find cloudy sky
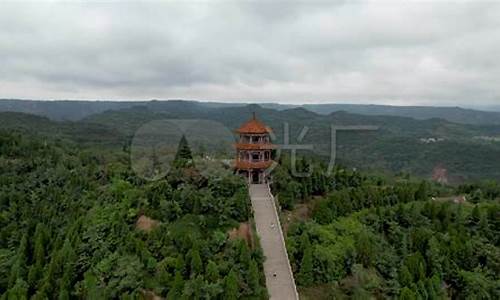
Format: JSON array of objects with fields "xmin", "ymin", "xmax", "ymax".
[{"xmin": 1, "ymin": 0, "xmax": 499, "ymax": 106}]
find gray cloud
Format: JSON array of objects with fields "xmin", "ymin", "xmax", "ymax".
[{"xmin": 0, "ymin": 0, "xmax": 499, "ymax": 106}]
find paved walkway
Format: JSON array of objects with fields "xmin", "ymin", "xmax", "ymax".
[{"xmin": 249, "ymin": 184, "xmax": 299, "ymax": 300}]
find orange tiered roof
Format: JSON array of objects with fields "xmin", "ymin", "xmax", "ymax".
[
  {"xmin": 236, "ymin": 114, "xmax": 272, "ymax": 134},
  {"xmin": 234, "ymin": 143, "xmax": 276, "ymax": 150},
  {"xmin": 234, "ymin": 160, "xmax": 273, "ymax": 170}
]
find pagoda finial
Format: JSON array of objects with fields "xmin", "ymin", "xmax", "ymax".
[{"xmin": 252, "ymin": 111, "xmax": 256, "ymax": 120}]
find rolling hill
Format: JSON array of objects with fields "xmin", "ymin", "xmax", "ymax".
[
  {"xmin": 302, "ymin": 104, "xmax": 500, "ymax": 125},
  {"xmin": 2, "ymin": 101, "xmax": 500, "ymax": 182},
  {"xmin": 2, "ymin": 99, "xmax": 500, "ymax": 126}
]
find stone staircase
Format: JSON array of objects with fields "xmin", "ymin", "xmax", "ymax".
[{"xmin": 249, "ymin": 184, "xmax": 299, "ymax": 300}]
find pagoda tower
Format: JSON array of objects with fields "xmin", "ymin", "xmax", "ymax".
[{"xmin": 235, "ymin": 113, "xmax": 275, "ymax": 184}]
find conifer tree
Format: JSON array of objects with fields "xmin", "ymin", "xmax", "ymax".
[
  {"xmin": 206, "ymin": 260, "xmax": 219, "ymax": 282},
  {"xmin": 28, "ymin": 224, "xmax": 47, "ymax": 290},
  {"xmin": 355, "ymin": 230, "xmax": 376, "ymax": 267},
  {"xmin": 399, "ymin": 265, "xmax": 413, "ymax": 288},
  {"xmin": 174, "ymin": 135, "xmax": 193, "ymax": 168},
  {"xmin": 399, "ymin": 287, "xmax": 417, "ymax": 300},
  {"xmin": 81, "ymin": 272, "xmax": 101, "ymax": 300},
  {"xmin": 405, "ymin": 252, "xmax": 426, "ymax": 282},
  {"xmin": 417, "ymin": 280, "xmax": 428, "ymax": 299},
  {"xmin": 299, "ymin": 232, "xmax": 311, "ymax": 250},
  {"xmin": 146, "ymin": 146, "xmax": 161, "ymax": 179},
  {"xmin": 248, "ymin": 259, "xmax": 260, "ymax": 295},
  {"xmin": 429, "ymin": 273, "xmax": 443, "ymax": 298},
  {"xmin": 224, "ymin": 269, "xmax": 239, "ymax": 300},
  {"xmin": 479, "ymin": 212, "xmax": 489, "ymax": 236},
  {"xmin": 239, "ymin": 241, "xmax": 251, "ymax": 268},
  {"xmin": 470, "ymin": 206, "xmax": 481, "ymax": 226},
  {"xmin": 27, "ymin": 264, "xmax": 42, "ymax": 293},
  {"xmin": 298, "ymin": 246, "xmax": 313, "ymax": 286},
  {"xmin": 7, "ymin": 278, "xmax": 28, "ymax": 300},
  {"xmin": 426, "ymin": 237, "xmax": 442, "ymax": 276},
  {"xmin": 187, "ymin": 275, "xmax": 204, "ymax": 299},
  {"xmin": 58, "ymin": 240, "xmax": 76, "ymax": 299},
  {"xmin": 167, "ymin": 271, "xmax": 184, "ymax": 300},
  {"xmin": 175, "ymin": 256, "xmax": 186, "ymax": 274},
  {"xmin": 190, "ymin": 249, "xmax": 202, "ymax": 277},
  {"xmin": 58, "ymin": 289, "xmax": 70, "ymax": 300},
  {"xmin": 9, "ymin": 233, "xmax": 29, "ymax": 288},
  {"xmin": 414, "ymin": 181, "xmax": 428, "ymax": 201},
  {"xmin": 32, "ymin": 224, "xmax": 47, "ymax": 266}
]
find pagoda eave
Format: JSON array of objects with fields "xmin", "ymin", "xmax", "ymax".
[
  {"xmin": 235, "ymin": 129, "xmax": 270, "ymax": 134},
  {"xmin": 234, "ymin": 160, "xmax": 274, "ymax": 170},
  {"xmin": 234, "ymin": 143, "xmax": 276, "ymax": 150}
]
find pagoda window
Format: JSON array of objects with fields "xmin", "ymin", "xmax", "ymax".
[{"xmin": 252, "ymin": 152, "xmax": 260, "ymax": 161}]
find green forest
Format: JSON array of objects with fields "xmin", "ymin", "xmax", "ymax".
[
  {"xmin": 272, "ymin": 157, "xmax": 500, "ymax": 299},
  {"xmin": 0, "ymin": 130, "xmax": 267, "ymax": 299},
  {"xmin": 2, "ymin": 0, "xmax": 500, "ymax": 297},
  {"xmin": 4, "ymin": 98, "xmax": 500, "ymax": 183},
  {"xmin": 1, "ymin": 108, "xmax": 499, "ymax": 299}
]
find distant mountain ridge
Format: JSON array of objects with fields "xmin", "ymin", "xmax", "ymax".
[
  {"xmin": 2, "ymin": 102, "xmax": 500, "ymax": 182},
  {"xmin": 302, "ymin": 104, "xmax": 500, "ymax": 125},
  {"xmin": 2, "ymin": 99, "xmax": 500, "ymax": 125},
  {"xmin": 81, "ymin": 103, "xmax": 500, "ymax": 182}
]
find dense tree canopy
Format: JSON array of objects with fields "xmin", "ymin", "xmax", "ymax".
[
  {"xmin": 274, "ymin": 156, "xmax": 500, "ymax": 299},
  {"xmin": 0, "ymin": 130, "xmax": 267, "ymax": 299},
  {"xmin": 2, "ymin": 121, "xmax": 499, "ymax": 299}
]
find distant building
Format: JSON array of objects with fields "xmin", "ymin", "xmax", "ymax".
[
  {"xmin": 473, "ymin": 136, "xmax": 500, "ymax": 142},
  {"xmin": 235, "ymin": 113, "xmax": 275, "ymax": 184},
  {"xmin": 453, "ymin": 195, "xmax": 467, "ymax": 204},
  {"xmin": 419, "ymin": 137, "xmax": 445, "ymax": 144},
  {"xmin": 432, "ymin": 165, "xmax": 449, "ymax": 184}
]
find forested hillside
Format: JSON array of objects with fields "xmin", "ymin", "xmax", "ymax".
[
  {"xmin": 3, "ymin": 104, "xmax": 500, "ymax": 182},
  {"xmin": 82, "ymin": 105, "xmax": 500, "ymax": 182},
  {"xmin": 0, "ymin": 112, "xmax": 127, "ymax": 147},
  {"xmin": 272, "ymin": 158, "xmax": 500, "ymax": 299},
  {"xmin": 3, "ymin": 99, "xmax": 500, "ymax": 126},
  {"xmin": 0, "ymin": 130, "xmax": 267, "ymax": 299},
  {"xmin": 302, "ymin": 104, "xmax": 500, "ymax": 125},
  {"xmin": 1, "ymin": 110, "xmax": 499, "ymax": 299}
]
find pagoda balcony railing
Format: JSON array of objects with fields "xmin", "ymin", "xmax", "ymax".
[
  {"xmin": 235, "ymin": 143, "xmax": 275, "ymax": 150},
  {"xmin": 237, "ymin": 157, "xmax": 271, "ymax": 163},
  {"xmin": 234, "ymin": 160, "xmax": 273, "ymax": 170},
  {"xmin": 239, "ymin": 136, "xmax": 271, "ymax": 144},
  {"xmin": 239, "ymin": 140, "xmax": 271, "ymax": 144}
]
